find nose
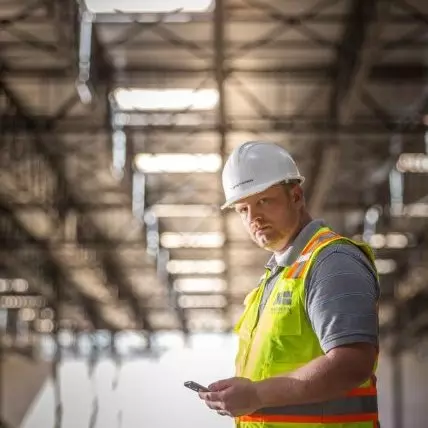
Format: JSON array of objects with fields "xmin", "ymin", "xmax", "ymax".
[{"xmin": 248, "ymin": 205, "xmax": 263, "ymax": 225}]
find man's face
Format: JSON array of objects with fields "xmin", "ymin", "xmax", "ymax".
[{"xmin": 234, "ymin": 183, "xmax": 303, "ymax": 252}]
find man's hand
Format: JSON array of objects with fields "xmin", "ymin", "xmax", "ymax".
[{"xmin": 198, "ymin": 377, "xmax": 262, "ymax": 417}]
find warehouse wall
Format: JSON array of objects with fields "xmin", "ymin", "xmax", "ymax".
[
  {"xmin": 21, "ymin": 334, "xmax": 428, "ymax": 428},
  {"xmin": 377, "ymin": 350, "xmax": 428, "ymax": 428},
  {"xmin": 22, "ymin": 334, "xmax": 237, "ymax": 428},
  {"xmin": 1, "ymin": 355, "xmax": 51, "ymax": 428}
]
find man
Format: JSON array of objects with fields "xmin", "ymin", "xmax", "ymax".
[{"xmin": 199, "ymin": 141, "xmax": 380, "ymax": 427}]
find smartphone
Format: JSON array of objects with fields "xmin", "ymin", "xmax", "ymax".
[{"xmin": 184, "ymin": 381, "xmax": 209, "ymax": 393}]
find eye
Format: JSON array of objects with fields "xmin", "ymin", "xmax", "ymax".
[
  {"xmin": 258, "ymin": 198, "xmax": 269, "ymax": 206},
  {"xmin": 236, "ymin": 206, "xmax": 248, "ymax": 215}
]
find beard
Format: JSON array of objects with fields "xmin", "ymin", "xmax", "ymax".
[{"xmin": 254, "ymin": 227, "xmax": 284, "ymax": 250}]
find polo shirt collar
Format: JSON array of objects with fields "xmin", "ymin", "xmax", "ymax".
[{"xmin": 265, "ymin": 219, "xmax": 327, "ymax": 270}]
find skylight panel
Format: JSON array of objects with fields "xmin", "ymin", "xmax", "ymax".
[
  {"xmin": 114, "ymin": 88, "xmax": 219, "ymax": 111},
  {"xmin": 85, "ymin": 0, "xmax": 214, "ymax": 14}
]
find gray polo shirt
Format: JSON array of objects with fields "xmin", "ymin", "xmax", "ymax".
[{"xmin": 259, "ymin": 219, "xmax": 380, "ymax": 353}]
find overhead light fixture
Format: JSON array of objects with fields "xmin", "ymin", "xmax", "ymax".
[
  {"xmin": 76, "ymin": 334, "xmax": 92, "ymax": 356},
  {"xmin": 114, "ymin": 112, "xmax": 204, "ymax": 127},
  {"xmin": 57, "ymin": 330, "xmax": 76, "ymax": 348},
  {"xmin": 134, "ymin": 153, "xmax": 222, "ymax": 173},
  {"xmin": 396, "ymin": 153, "xmax": 428, "ymax": 173},
  {"xmin": 0, "ymin": 295, "xmax": 46, "ymax": 309},
  {"xmin": 84, "ymin": 0, "xmax": 213, "ymax": 14},
  {"xmin": 160, "ymin": 232, "xmax": 225, "ymax": 248},
  {"xmin": 34, "ymin": 319, "xmax": 54, "ymax": 334},
  {"xmin": 360, "ymin": 232, "xmax": 412, "ymax": 249},
  {"xmin": 375, "ymin": 258, "xmax": 397, "ymax": 275},
  {"xmin": 40, "ymin": 308, "xmax": 55, "ymax": 320},
  {"xmin": 174, "ymin": 278, "xmax": 226, "ymax": 293},
  {"xmin": 11, "ymin": 279, "xmax": 29, "ymax": 293},
  {"xmin": 378, "ymin": 304, "xmax": 395, "ymax": 326},
  {"xmin": 389, "ymin": 233, "xmax": 410, "ymax": 248},
  {"xmin": 167, "ymin": 259, "xmax": 226, "ymax": 274},
  {"xmin": 186, "ymin": 311, "xmax": 228, "ymax": 332},
  {"xmin": 113, "ymin": 88, "xmax": 218, "ymax": 111},
  {"xmin": 178, "ymin": 294, "xmax": 227, "ymax": 308},
  {"xmin": 114, "ymin": 331, "xmax": 149, "ymax": 353},
  {"xmin": 19, "ymin": 308, "xmax": 37, "ymax": 322},
  {"xmin": 150, "ymin": 204, "xmax": 217, "ymax": 217},
  {"xmin": 401, "ymin": 203, "xmax": 428, "ymax": 218}
]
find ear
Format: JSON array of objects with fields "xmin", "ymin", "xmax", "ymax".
[{"xmin": 292, "ymin": 186, "xmax": 304, "ymax": 205}]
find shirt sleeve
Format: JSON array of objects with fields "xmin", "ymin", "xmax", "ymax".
[{"xmin": 305, "ymin": 242, "xmax": 380, "ymax": 353}]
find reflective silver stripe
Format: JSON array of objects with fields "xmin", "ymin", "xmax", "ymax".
[
  {"xmin": 312, "ymin": 231, "xmax": 338, "ymax": 242},
  {"xmin": 257, "ymin": 395, "xmax": 377, "ymax": 416},
  {"xmin": 289, "ymin": 231, "xmax": 339, "ymax": 279},
  {"xmin": 288, "ymin": 260, "xmax": 306, "ymax": 279}
]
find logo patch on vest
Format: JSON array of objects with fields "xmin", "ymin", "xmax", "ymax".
[
  {"xmin": 270, "ymin": 291, "xmax": 293, "ymax": 313},
  {"xmin": 273, "ymin": 291, "xmax": 292, "ymax": 305}
]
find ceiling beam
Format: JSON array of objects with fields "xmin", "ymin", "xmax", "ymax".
[
  {"xmin": 0, "ymin": 71, "xmax": 154, "ymax": 332},
  {"xmin": 2, "ymin": 39, "xmax": 420, "ymax": 52},
  {"xmin": 0, "ymin": 170, "xmax": 130, "ymax": 329},
  {"xmin": 0, "ymin": 210, "xmax": 107, "ymax": 330},
  {"xmin": 1, "ymin": 253, "xmax": 107, "ymax": 331},
  {"xmin": 0, "ymin": 12, "xmax": 420, "ymax": 25},
  {"xmin": 3, "ymin": 64, "xmax": 428, "ymax": 82},
  {"xmin": 307, "ymin": 0, "xmax": 390, "ymax": 216},
  {"xmin": 2, "ymin": 114, "xmax": 425, "ymax": 135}
]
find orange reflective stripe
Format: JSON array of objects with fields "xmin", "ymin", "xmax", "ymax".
[
  {"xmin": 285, "ymin": 231, "xmax": 338, "ymax": 279},
  {"xmin": 293, "ymin": 228, "xmax": 330, "ymax": 259},
  {"xmin": 289, "ymin": 235, "xmax": 340, "ymax": 279},
  {"xmin": 239, "ymin": 413, "xmax": 378, "ymax": 424},
  {"xmin": 301, "ymin": 229, "xmax": 334, "ymax": 255},
  {"xmin": 242, "ymin": 395, "xmax": 377, "ymax": 421},
  {"xmin": 287, "ymin": 262, "xmax": 306, "ymax": 279},
  {"xmin": 285, "ymin": 262, "xmax": 301, "ymax": 278},
  {"xmin": 346, "ymin": 386, "xmax": 377, "ymax": 397},
  {"xmin": 346, "ymin": 373, "xmax": 378, "ymax": 396}
]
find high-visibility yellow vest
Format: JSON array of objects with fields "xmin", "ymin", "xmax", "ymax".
[{"xmin": 234, "ymin": 226, "xmax": 379, "ymax": 428}]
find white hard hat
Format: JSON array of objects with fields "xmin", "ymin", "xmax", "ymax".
[{"xmin": 221, "ymin": 141, "xmax": 305, "ymax": 210}]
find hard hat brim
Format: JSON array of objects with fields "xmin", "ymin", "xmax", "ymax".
[{"xmin": 220, "ymin": 176, "xmax": 305, "ymax": 210}]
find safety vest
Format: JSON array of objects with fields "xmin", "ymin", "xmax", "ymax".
[{"xmin": 234, "ymin": 226, "xmax": 379, "ymax": 428}]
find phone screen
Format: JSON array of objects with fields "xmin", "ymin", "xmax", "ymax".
[{"xmin": 184, "ymin": 381, "xmax": 209, "ymax": 392}]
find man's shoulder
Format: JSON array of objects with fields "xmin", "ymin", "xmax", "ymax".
[
  {"xmin": 305, "ymin": 239, "xmax": 379, "ymax": 296},
  {"xmin": 315, "ymin": 239, "xmax": 369, "ymax": 261}
]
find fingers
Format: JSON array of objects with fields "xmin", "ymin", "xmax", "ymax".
[
  {"xmin": 199, "ymin": 391, "xmax": 223, "ymax": 402},
  {"xmin": 206, "ymin": 400, "xmax": 225, "ymax": 410},
  {"xmin": 208, "ymin": 377, "xmax": 235, "ymax": 391},
  {"xmin": 206, "ymin": 400, "xmax": 234, "ymax": 417},
  {"xmin": 199, "ymin": 387, "xmax": 233, "ymax": 417}
]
